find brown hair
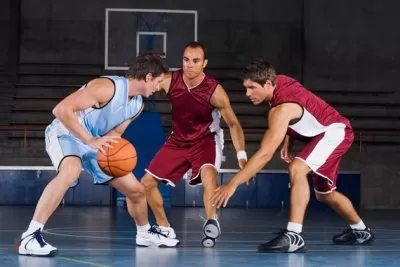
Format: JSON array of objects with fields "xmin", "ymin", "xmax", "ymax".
[
  {"xmin": 184, "ymin": 41, "xmax": 208, "ymax": 60},
  {"xmin": 126, "ymin": 52, "xmax": 169, "ymax": 80},
  {"xmin": 241, "ymin": 59, "xmax": 276, "ymax": 86}
]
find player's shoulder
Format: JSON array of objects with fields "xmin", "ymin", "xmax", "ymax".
[
  {"xmin": 87, "ymin": 76, "xmax": 120, "ymax": 89},
  {"xmin": 276, "ymin": 74, "xmax": 299, "ymax": 87}
]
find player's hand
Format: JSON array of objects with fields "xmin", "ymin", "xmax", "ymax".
[
  {"xmin": 211, "ymin": 182, "xmax": 238, "ymax": 208},
  {"xmin": 87, "ymin": 136, "xmax": 120, "ymax": 153},
  {"xmin": 280, "ymin": 145, "xmax": 294, "ymax": 164}
]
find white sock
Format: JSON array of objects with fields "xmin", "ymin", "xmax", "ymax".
[
  {"xmin": 287, "ymin": 222, "xmax": 303, "ymax": 233},
  {"xmin": 136, "ymin": 223, "xmax": 150, "ymax": 233},
  {"xmin": 25, "ymin": 220, "xmax": 44, "ymax": 235},
  {"xmin": 350, "ymin": 220, "xmax": 366, "ymax": 230}
]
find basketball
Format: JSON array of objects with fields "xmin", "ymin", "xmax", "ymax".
[{"xmin": 96, "ymin": 138, "xmax": 137, "ymax": 177}]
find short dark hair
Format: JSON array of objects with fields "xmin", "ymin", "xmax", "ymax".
[
  {"xmin": 126, "ymin": 52, "xmax": 169, "ymax": 80},
  {"xmin": 241, "ymin": 59, "xmax": 276, "ymax": 86},
  {"xmin": 184, "ymin": 41, "xmax": 208, "ymax": 60}
]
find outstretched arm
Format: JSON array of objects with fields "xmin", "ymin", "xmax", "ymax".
[
  {"xmin": 211, "ymin": 103, "xmax": 302, "ymax": 208},
  {"xmin": 211, "ymin": 84, "xmax": 247, "ymax": 168}
]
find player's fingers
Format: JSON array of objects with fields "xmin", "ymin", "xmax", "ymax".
[
  {"xmin": 105, "ymin": 136, "xmax": 120, "ymax": 142},
  {"xmin": 102, "ymin": 142, "xmax": 114, "ymax": 149},
  {"xmin": 223, "ymin": 196, "xmax": 230, "ymax": 208},
  {"xmin": 210, "ymin": 191, "xmax": 220, "ymax": 205},
  {"xmin": 216, "ymin": 194, "xmax": 226, "ymax": 208},
  {"xmin": 214, "ymin": 186, "xmax": 222, "ymax": 192}
]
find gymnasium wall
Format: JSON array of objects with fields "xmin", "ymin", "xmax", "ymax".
[{"xmin": 2, "ymin": 0, "xmax": 400, "ymax": 208}]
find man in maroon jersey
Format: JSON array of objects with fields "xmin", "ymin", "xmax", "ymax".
[
  {"xmin": 211, "ymin": 59, "xmax": 374, "ymax": 253},
  {"xmin": 141, "ymin": 42, "xmax": 247, "ymax": 247}
]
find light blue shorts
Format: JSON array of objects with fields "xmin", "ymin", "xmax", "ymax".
[{"xmin": 45, "ymin": 126, "xmax": 113, "ymax": 186}]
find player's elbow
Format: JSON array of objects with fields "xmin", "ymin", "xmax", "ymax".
[{"xmin": 52, "ymin": 102, "xmax": 69, "ymax": 119}]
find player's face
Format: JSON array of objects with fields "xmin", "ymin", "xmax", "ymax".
[
  {"xmin": 182, "ymin": 47, "xmax": 208, "ymax": 79},
  {"xmin": 243, "ymin": 79, "xmax": 270, "ymax": 105},
  {"xmin": 144, "ymin": 73, "xmax": 165, "ymax": 97}
]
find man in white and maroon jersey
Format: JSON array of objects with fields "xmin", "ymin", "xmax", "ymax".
[
  {"xmin": 211, "ymin": 59, "xmax": 374, "ymax": 253},
  {"xmin": 141, "ymin": 42, "xmax": 247, "ymax": 247}
]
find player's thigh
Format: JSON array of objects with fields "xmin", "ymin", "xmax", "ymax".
[
  {"xmin": 46, "ymin": 133, "xmax": 85, "ymax": 185},
  {"xmin": 188, "ymin": 135, "xmax": 221, "ymax": 186},
  {"xmin": 146, "ymin": 142, "xmax": 190, "ymax": 187}
]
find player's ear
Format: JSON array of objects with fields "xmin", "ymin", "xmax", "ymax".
[
  {"xmin": 264, "ymin": 80, "xmax": 273, "ymax": 89},
  {"xmin": 145, "ymin": 73, "xmax": 153, "ymax": 82},
  {"xmin": 203, "ymin": 59, "xmax": 208, "ymax": 69}
]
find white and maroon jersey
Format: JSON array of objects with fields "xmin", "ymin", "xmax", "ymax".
[{"xmin": 270, "ymin": 75, "xmax": 352, "ymax": 138}]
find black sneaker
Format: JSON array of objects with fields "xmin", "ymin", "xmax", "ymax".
[
  {"xmin": 332, "ymin": 227, "xmax": 374, "ymax": 245},
  {"xmin": 258, "ymin": 229, "xmax": 305, "ymax": 253},
  {"xmin": 203, "ymin": 219, "xmax": 221, "ymax": 239}
]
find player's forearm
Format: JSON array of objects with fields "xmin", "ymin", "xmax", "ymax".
[
  {"xmin": 53, "ymin": 108, "xmax": 93, "ymax": 144},
  {"xmin": 228, "ymin": 123, "xmax": 246, "ymax": 152},
  {"xmin": 231, "ymin": 148, "xmax": 272, "ymax": 186}
]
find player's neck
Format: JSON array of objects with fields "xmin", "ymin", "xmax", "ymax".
[
  {"xmin": 127, "ymin": 79, "xmax": 144, "ymax": 97},
  {"xmin": 183, "ymin": 72, "xmax": 205, "ymax": 89}
]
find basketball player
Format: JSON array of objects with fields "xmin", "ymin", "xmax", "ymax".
[
  {"xmin": 141, "ymin": 42, "xmax": 247, "ymax": 247},
  {"xmin": 18, "ymin": 53, "xmax": 179, "ymax": 257},
  {"xmin": 211, "ymin": 59, "xmax": 374, "ymax": 252}
]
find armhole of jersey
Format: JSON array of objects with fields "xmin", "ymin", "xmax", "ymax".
[
  {"xmin": 208, "ymin": 82, "xmax": 219, "ymax": 108},
  {"xmin": 273, "ymin": 101, "xmax": 304, "ymax": 125},
  {"xmin": 92, "ymin": 77, "xmax": 116, "ymax": 110},
  {"xmin": 166, "ymin": 71, "xmax": 177, "ymax": 96},
  {"xmin": 129, "ymin": 101, "xmax": 144, "ymax": 121}
]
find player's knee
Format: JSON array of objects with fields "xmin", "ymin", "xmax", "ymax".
[
  {"xmin": 141, "ymin": 173, "xmax": 158, "ymax": 191},
  {"xmin": 315, "ymin": 192, "xmax": 334, "ymax": 203},
  {"xmin": 126, "ymin": 183, "xmax": 146, "ymax": 201},
  {"xmin": 288, "ymin": 160, "xmax": 310, "ymax": 181},
  {"xmin": 200, "ymin": 166, "xmax": 218, "ymax": 187},
  {"xmin": 58, "ymin": 159, "xmax": 81, "ymax": 184}
]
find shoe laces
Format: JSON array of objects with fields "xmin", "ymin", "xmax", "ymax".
[
  {"xmin": 148, "ymin": 225, "xmax": 167, "ymax": 238},
  {"xmin": 272, "ymin": 229, "xmax": 288, "ymax": 235},
  {"xmin": 341, "ymin": 227, "xmax": 355, "ymax": 234},
  {"xmin": 33, "ymin": 229, "xmax": 46, "ymax": 248}
]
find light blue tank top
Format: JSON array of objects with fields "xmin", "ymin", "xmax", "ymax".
[{"xmin": 48, "ymin": 75, "xmax": 143, "ymax": 138}]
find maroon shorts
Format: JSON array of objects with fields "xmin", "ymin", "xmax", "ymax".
[
  {"xmin": 296, "ymin": 126, "xmax": 354, "ymax": 193},
  {"xmin": 145, "ymin": 134, "xmax": 223, "ymax": 187}
]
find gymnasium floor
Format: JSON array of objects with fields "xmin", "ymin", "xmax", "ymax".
[{"xmin": 0, "ymin": 206, "xmax": 398, "ymax": 267}]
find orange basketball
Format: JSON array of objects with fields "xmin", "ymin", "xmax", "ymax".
[{"xmin": 96, "ymin": 138, "xmax": 137, "ymax": 177}]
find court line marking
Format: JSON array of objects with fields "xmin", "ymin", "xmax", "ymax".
[{"xmin": 58, "ymin": 256, "xmax": 110, "ymax": 267}]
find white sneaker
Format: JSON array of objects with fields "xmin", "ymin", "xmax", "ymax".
[
  {"xmin": 136, "ymin": 226, "xmax": 180, "ymax": 247},
  {"xmin": 158, "ymin": 225, "xmax": 177, "ymax": 239},
  {"xmin": 18, "ymin": 229, "xmax": 58, "ymax": 257}
]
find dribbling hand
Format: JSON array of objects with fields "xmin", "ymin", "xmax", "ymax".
[{"xmin": 87, "ymin": 136, "xmax": 121, "ymax": 153}]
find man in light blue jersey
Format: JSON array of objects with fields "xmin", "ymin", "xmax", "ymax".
[{"xmin": 18, "ymin": 53, "xmax": 179, "ymax": 257}]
